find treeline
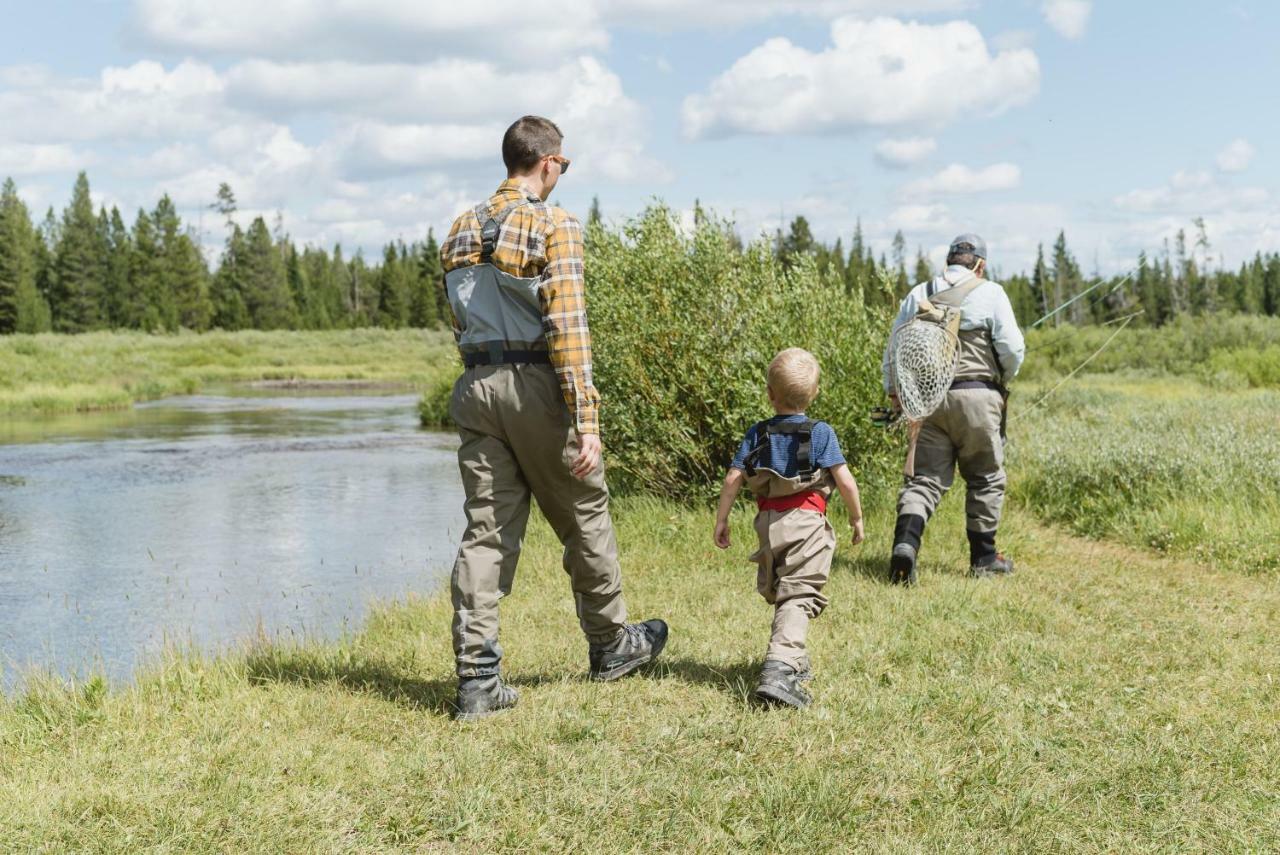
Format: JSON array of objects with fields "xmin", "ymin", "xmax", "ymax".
[
  {"xmin": 775, "ymin": 214, "xmax": 1280, "ymax": 328},
  {"xmin": 0, "ymin": 173, "xmax": 449, "ymax": 335},
  {"xmin": 4, "ymin": 171, "xmax": 1279, "ymax": 337}
]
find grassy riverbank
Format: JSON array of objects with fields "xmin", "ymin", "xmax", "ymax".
[
  {"xmin": 3, "ymin": 493, "xmax": 1278, "ymax": 851},
  {"xmin": 0, "ymin": 329, "xmax": 457, "ymax": 416}
]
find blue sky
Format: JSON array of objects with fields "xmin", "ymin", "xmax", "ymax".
[{"xmin": 0, "ymin": 1, "xmax": 1274, "ymax": 275}]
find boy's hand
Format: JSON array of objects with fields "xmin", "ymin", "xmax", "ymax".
[
  {"xmin": 713, "ymin": 520, "xmax": 731, "ymax": 549},
  {"xmin": 850, "ymin": 518, "xmax": 865, "ymax": 546}
]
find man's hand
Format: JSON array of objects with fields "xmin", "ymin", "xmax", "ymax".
[
  {"xmin": 570, "ymin": 432, "xmax": 602, "ymax": 480},
  {"xmin": 713, "ymin": 519, "xmax": 731, "ymax": 549},
  {"xmin": 850, "ymin": 518, "xmax": 865, "ymax": 546}
]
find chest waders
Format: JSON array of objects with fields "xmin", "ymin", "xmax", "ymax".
[
  {"xmin": 444, "ymin": 198, "xmax": 551, "ymax": 368},
  {"xmin": 892, "ymin": 276, "xmax": 1007, "ymax": 475},
  {"xmin": 742, "ymin": 420, "xmax": 834, "ymax": 511}
]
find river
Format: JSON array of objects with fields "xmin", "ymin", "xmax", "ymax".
[{"xmin": 0, "ymin": 387, "xmax": 465, "ymax": 691}]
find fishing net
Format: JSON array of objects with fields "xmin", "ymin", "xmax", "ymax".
[{"xmin": 890, "ymin": 321, "xmax": 959, "ymax": 422}]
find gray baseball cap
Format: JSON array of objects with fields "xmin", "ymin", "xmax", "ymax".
[{"xmin": 949, "ymin": 233, "xmax": 987, "ymax": 259}]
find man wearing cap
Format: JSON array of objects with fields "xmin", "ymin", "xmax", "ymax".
[
  {"xmin": 882, "ymin": 234, "xmax": 1026, "ymax": 584},
  {"xmin": 440, "ymin": 115, "xmax": 668, "ymax": 720}
]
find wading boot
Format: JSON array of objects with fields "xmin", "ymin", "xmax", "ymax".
[
  {"xmin": 588, "ymin": 619, "xmax": 669, "ymax": 682},
  {"xmin": 970, "ymin": 553, "xmax": 1015, "ymax": 579},
  {"xmin": 889, "ymin": 514, "xmax": 925, "ymax": 586},
  {"xmin": 454, "ymin": 675, "xmax": 518, "ymax": 722},
  {"xmin": 754, "ymin": 660, "xmax": 812, "ymax": 709},
  {"xmin": 889, "ymin": 543, "xmax": 918, "ymax": 586}
]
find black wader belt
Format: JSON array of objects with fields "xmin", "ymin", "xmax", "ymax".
[
  {"xmin": 743, "ymin": 419, "xmax": 817, "ymax": 479},
  {"xmin": 949, "ymin": 380, "xmax": 1010, "ymax": 440},
  {"xmin": 463, "ymin": 350, "xmax": 552, "ymax": 368},
  {"xmin": 950, "ymin": 380, "xmax": 1005, "ymax": 393}
]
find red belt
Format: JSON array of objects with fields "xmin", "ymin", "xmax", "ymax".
[{"xmin": 757, "ymin": 491, "xmax": 827, "ymax": 514}]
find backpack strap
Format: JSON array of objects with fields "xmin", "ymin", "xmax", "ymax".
[
  {"xmin": 742, "ymin": 421, "xmax": 770, "ymax": 477},
  {"xmin": 764, "ymin": 418, "xmax": 818, "ymax": 478},
  {"xmin": 479, "ymin": 198, "xmax": 534, "ymax": 264},
  {"xmin": 930, "ymin": 276, "xmax": 986, "ymax": 309}
]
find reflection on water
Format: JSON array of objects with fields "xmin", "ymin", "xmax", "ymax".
[{"xmin": 0, "ymin": 390, "xmax": 464, "ymax": 690}]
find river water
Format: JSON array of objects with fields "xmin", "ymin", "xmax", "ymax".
[{"xmin": 0, "ymin": 388, "xmax": 465, "ymax": 690}]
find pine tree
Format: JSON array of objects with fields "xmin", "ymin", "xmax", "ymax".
[
  {"xmin": 913, "ymin": 246, "xmax": 932, "ymax": 287},
  {"xmin": 211, "ymin": 225, "xmax": 250, "ymax": 330},
  {"xmin": 411, "ymin": 233, "xmax": 442, "ymax": 329},
  {"xmin": 240, "ymin": 217, "xmax": 296, "ymax": 329},
  {"xmin": 374, "ymin": 242, "xmax": 409, "ymax": 328},
  {"xmin": 129, "ymin": 207, "xmax": 173, "ymax": 331},
  {"xmin": 1050, "ymin": 231, "xmax": 1081, "ymax": 326},
  {"xmin": 53, "ymin": 172, "xmax": 108, "ymax": 332},
  {"xmin": 778, "ymin": 215, "xmax": 816, "ymax": 270},
  {"xmin": 0, "ymin": 179, "xmax": 38, "ymax": 334},
  {"xmin": 102, "ymin": 207, "xmax": 132, "ymax": 328},
  {"xmin": 1264, "ymin": 255, "xmax": 1280, "ymax": 317},
  {"xmin": 300, "ymin": 247, "xmax": 335, "ymax": 330}
]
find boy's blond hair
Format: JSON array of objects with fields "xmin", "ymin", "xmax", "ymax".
[{"xmin": 768, "ymin": 348, "xmax": 821, "ymax": 411}]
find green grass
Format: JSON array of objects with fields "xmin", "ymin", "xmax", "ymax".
[
  {"xmin": 0, "ymin": 328, "xmax": 458, "ymax": 416},
  {"xmin": 1009, "ymin": 375, "xmax": 1280, "ymax": 572},
  {"xmin": 3, "ymin": 493, "xmax": 1278, "ymax": 851}
]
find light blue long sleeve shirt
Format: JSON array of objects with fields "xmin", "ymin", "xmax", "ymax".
[{"xmin": 881, "ymin": 265, "xmax": 1026, "ymax": 394}]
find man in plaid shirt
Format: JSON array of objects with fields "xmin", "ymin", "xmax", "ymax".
[{"xmin": 441, "ymin": 116, "xmax": 668, "ymax": 721}]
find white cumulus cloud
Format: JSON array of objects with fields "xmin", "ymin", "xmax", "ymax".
[
  {"xmin": 603, "ymin": 0, "xmax": 974, "ymax": 27},
  {"xmin": 903, "ymin": 162, "xmax": 1022, "ymax": 197},
  {"xmin": 0, "ymin": 143, "xmax": 89, "ymax": 176},
  {"xmin": 1216, "ymin": 138, "xmax": 1256, "ymax": 173},
  {"xmin": 875, "ymin": 137, "xmax": 937, "ymax": 168},
  {"xmin": 1042, "ymin": 0, "xmax": 1091, "ymax": 40},
  {"xmin": 682, "ymin": 17, "xmax": 1040, "ymax": 139},
  {"xmin": 130, "ymin": 0, "xmax": 608, "ymax": 63}
]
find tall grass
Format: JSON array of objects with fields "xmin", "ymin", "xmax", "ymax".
[
  {"xmin": 1009, "ymin": 378, "xmax": 1280, "ymax": 571},
  {"xmin": 0, "ymin": 328, "xmax": 457, "ymax": 415},
  {"xmin": 1022, "ymin": 313, "xmax": 1280, "ymax": 387}
]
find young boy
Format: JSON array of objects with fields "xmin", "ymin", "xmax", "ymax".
[{"xmin": 713, "ymin": 348, "xmax": 865, "ymax": 709}]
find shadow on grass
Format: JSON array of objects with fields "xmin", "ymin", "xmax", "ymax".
[
  {"xmin": 242, "ymin": 648, "xmax": 580, "ymax": 717},
  {"xmin": 244, "ymin": 648, "xmax": 457, "ymax": 716},
  {"xmin": 658, "ymin": 657, "xmax": 760, "ymax": 700},
  {"xmin": 836, "ymin": 550, "xmax": 893, "ymax": 583}
]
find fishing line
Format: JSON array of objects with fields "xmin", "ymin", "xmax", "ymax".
[{"xmin": 1011, "ymin": 314, "xmax": 1136, "ymax": 424}]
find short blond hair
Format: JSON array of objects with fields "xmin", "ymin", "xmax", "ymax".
[{"xmin": 767, "ymin": 348, "xmax": 820, "ymax": 411}]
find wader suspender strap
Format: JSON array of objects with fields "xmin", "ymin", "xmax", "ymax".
[
  {"xmin": 743, "ymin": 419, "xmax": 818, "ymax": 478},
  {"xmin": 478, "ymin": 198, "xmax": 533, "ymax": 264},
  {"xmin": 929, "ymin": 276, "xmax": 985, "ymax": 308}
]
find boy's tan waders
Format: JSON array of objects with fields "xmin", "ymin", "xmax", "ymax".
[{"xmin": 747, "ymin": 465, "xmax": 835, "ymax": 673}]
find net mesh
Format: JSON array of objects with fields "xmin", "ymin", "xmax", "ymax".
[{"xmin": 891, "ymin": 321, "xmax": 959, "ymax": 421}]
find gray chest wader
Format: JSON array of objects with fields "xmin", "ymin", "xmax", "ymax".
[
  {"xmin": 445, "ymin": 198, "xmax": 551, "ymax": 368},
  {"xmin": 901, "ymin": 277, "xmax": 1008, "ymax": 474},
  {"xmin": 927, "ymin": 278, "xmax": 1011, "ymax": 442}
]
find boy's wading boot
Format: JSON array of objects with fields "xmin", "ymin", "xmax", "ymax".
[
  {"xmin": 588, "ymin": 619, "xmax": 669, "ymax": 682},
  {"xmin": 454, "ymin": 675, "xmax": 519, "ymax": 722},
  {"xmin": 755, "ymin": 660, "xmax": 812, "ymax": 709}
]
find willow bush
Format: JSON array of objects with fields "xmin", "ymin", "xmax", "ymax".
[{"xmin": 422, "ymin": 204, "xmax": 897, "ymax": 500}]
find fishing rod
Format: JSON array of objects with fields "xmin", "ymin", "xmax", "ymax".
[{"xmin": 1029, "ymin": 256, "xmax": 1145, "ymax": 330}]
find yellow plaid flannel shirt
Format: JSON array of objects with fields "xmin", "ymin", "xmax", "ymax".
[{"xmin": 441, "ymin": 179, "xmax": 601, "ymax": 435}]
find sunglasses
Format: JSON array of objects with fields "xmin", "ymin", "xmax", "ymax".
[{"xmin": 548, "ymin": 155, "xmax": 571, "ymax": 175}]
